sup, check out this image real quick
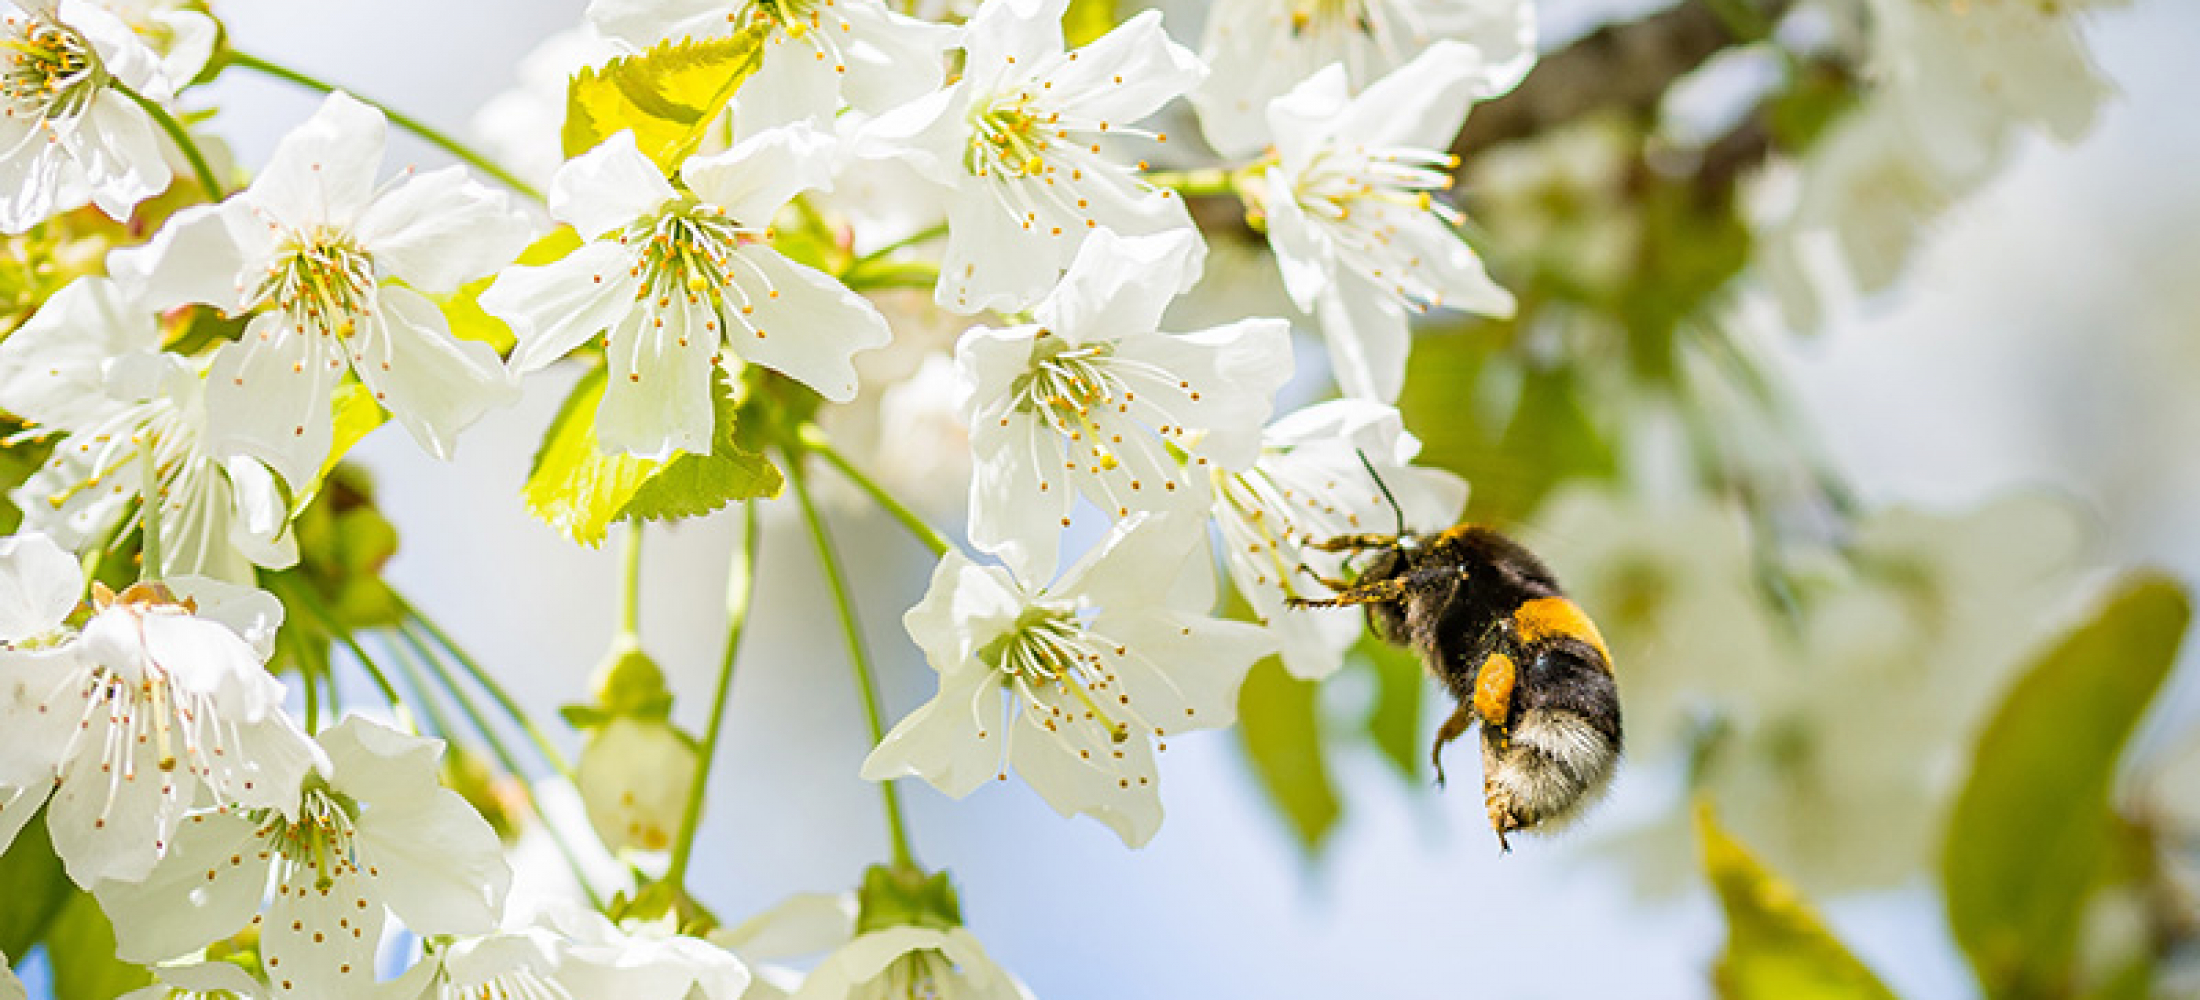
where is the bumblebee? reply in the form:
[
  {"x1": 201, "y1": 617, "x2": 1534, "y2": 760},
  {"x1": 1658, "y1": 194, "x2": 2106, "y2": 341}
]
[{"x1": 1289, "y1": 523, "x2": 1621, "y2": 850}]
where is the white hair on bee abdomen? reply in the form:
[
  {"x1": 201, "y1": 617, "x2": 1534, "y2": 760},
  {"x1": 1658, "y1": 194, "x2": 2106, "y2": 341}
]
[{"x1": 1483, "y1": 710, "x2": 1619, "y2": 831}]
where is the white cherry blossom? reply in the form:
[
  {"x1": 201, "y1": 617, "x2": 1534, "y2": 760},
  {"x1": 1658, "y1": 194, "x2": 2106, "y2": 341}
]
[
  {"x1": 1213, "y1": 399, "x2": 1465, "y2": 679},
  {"x1": 109, "y1": 91, "x2": 533, "y2": 491},
  {"x1": 97, "y1": 715, "x2": 510, "y2": 1000},
  {"x1": 1247, "y1": 43, "x2": 1516, "y2": 401},
  {"x1": 589, "y1": 0, "x2": 955, "y2": 139},
  {"x1": 574, "y1": 714, "x2": 697, "y2": 854},
  {"x1": 0, "y1": 532, "x2": 316, "y2": 887},
  {"x1": 0, "y1": 277, "x2": 294, "y2": 582},
  {"x1": 480, "y1": 126, "x2": 891, "y2": 460},
  {"x1": 863, "y1": 513, "x2": 1276, "y2": 847},
  {"x1": 860, "y1": 0, "x2": 1204, "y2": 314},
  {"x1": 388, "y1": 901, "x2": 751, "y2": 1000},
  {"x1": 1192, "y1": 0, "x2": 1534, "y2": 157},
  {"x1": 792, "y1": 926, "x2": 1031, "y2": 1000},
  {"x1": 955, "y1": 226, "x2": 1291, "y2": 582},
  {"x1": 0, "y1": 0, "x2": 187, "y2": 231}
]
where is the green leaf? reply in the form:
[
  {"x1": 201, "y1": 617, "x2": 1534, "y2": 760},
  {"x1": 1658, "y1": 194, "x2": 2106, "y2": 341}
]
[
  {"x1": 1698, "y1": 802, "x2": 1902, "y2": 1000},
  {"x1": 439, "y1": 226, "x2": 583, "y2": 359},
  {"x1": 1358, "y1": 636, "x2": 1424, "y2": 785},
  {"x1": 1235, "y1": 657, "x2": 1339, "y2": 852},
  {"x1": 523, "y1": 365, "x2": 664, "y2": 547},
  {"x1": 46, "y1": 890, "x2": 152, "y2": 1000},
  {"x1": 621, "y1": 367, "x2": 782, "y2": 522},
  {"x1": 562, "y1": 29, "x2": 771, "y2": 171},
  {"x1": 0, "y1": 809, "x2": 74, "y2": 959},
  {"x1": 1940, "y1": 574, "x2": 2190, "y2": 1000},
  {"x1": 1063, "y1": 0, "x2": 1117, "y2": 47}
]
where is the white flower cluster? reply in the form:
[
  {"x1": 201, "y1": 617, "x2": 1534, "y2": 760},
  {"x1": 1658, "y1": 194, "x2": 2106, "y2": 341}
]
[{"x1": 0, "y1": 0, "x2": 1535, "y2": 992}]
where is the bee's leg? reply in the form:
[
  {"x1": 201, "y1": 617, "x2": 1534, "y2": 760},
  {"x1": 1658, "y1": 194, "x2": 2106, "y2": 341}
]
[
  {"x1": 1286, "y1": 576, "x2": 1408, "y2": 609},
  {"x1": 1485, "y1": 782, "x2": 1517, "y2": 854},
  {"x1": 1430, "y1": 701, "x2": 1475, "y2": 787},
  {"x1": 1304, "y1": 533, "x2": 1404, "y2": 553},
  {"x1": 1292, "y1": 563, "x2": 1356, "y2": 592}
]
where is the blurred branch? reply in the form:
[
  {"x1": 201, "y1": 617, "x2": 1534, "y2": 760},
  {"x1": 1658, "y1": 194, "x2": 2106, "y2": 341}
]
[{"x1": 1455, "y1": 0, "x2": 1795, "y2": 157}]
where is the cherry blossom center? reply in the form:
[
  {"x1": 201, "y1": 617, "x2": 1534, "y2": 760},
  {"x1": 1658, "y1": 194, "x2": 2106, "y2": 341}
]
[
  {"x1": 0, "y1": 13, "x2": 104, "y2": 122},
  {"x1": 254, "y1": 229, "x2": 378, "y2": 340}
]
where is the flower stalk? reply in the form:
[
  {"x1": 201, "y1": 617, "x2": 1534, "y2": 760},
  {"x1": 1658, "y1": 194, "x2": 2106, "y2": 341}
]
[
  {"x1": 788, "y1": 452, "x2": 918, "y2": 869},
  {"x1": 665, "y1": 502, "x2": 759, "y2": 891}
]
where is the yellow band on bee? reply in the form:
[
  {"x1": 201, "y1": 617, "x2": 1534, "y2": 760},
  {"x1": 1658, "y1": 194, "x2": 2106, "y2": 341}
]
[{"x1": 1511, "y1": 597, "x2": 1614, "y2": 671}]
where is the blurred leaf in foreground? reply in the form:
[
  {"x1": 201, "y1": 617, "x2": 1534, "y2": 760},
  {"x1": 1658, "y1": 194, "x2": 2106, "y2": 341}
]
[
  {"x1": 1236, "y1": 658, "x2": 1340, "y2": 853},
  {"x1": 1941, "y1": 573, "x2": 2188, "y2": 1000},
  {"x1": 1698, "y1": 801, "x2": 1901, "y2": 1000}
]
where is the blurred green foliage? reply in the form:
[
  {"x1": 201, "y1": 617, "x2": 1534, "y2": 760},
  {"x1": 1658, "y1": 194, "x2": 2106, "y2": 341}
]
[{"x1": 1699, "y1": 803, "x2": 1899, "y2": 1000}]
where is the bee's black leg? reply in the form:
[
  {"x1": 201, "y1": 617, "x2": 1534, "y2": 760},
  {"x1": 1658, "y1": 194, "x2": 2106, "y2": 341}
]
[{"x1": 1430, "y1": 702, "x2": 1474, "y2": 787}]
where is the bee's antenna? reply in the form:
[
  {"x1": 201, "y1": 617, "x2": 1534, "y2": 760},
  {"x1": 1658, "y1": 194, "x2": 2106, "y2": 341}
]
[{"x1": 1355, "y1": 448, "x2": 1407, "y2": 537}]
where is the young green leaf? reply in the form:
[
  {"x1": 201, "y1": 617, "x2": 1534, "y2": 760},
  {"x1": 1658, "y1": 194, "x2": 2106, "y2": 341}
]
[
  {"x1": 1698, "y1": 802, "x2": 1902, "y2": 1000},
  {"x1": 621, "y1": 366, "x2": 782, "y2": 522},
  {"x1": 1941, "y1": 574, "x2": 2190, "y2": 1000},
  {"x1": 0, "y1": 812, "x2": 72, "y2": 960},
  {"x1": 524, "y1": 365, "x2": 664, "y2": 547},
  {"x1": 45, "y1": 891, "x2": 152, "y2": 1000},
  {"x1": 1236, "y1": 657, "x2": 1340, "y2": 852},
  {"x1": 562, "y1": 29, "x2": 771, "y2": 171}
]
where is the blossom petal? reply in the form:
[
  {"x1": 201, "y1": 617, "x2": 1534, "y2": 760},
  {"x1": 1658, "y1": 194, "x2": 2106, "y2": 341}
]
[
  {"x1": 0, "y1": 785, "x2": 44, "y2": 860},
  {"x1": 96, "y1": 809, "x2": 268, "y2": 963},
  {"x1": 105, "y1": 201, "x2": 253, "y2": 314},
  {"x1": 1334, "y1": 40, "x2": 1489, "y2": 152},
  {"x1": 0, "y1": 648, "x2": 80, "y2": 789},
  {"x1": 204, "y1": 316, "x2": 339, "y2": 493},
  {"x1": 72, "y1": 94, "x2": 169, "y2": 220},
  {"x1": 480, "y1": 241, "x2": 642, "y2": 374},
  {"x1": 901, "y1": 549, "x2": 1026, "y2": 668},
  {"x1": 1037, "y1": 227, "x2": 1202, "y2": 347},
  {"x1": 682, "y1": 122, "x2": 837, "y2": 225},
  {"x1": 356, "y1": 166, "x2": 535, "y2": 294},
  {"x1": 1313, "y1": 271, "x2": 1413, "y2": 402},
  {"x1": 251, "y1": 91, "x2": 388, "y2": 229},
  {"x1": 1041, "y1": 10, "x2": 1206, "y2": 126},
  {"x1": 551, "y1": 131, "x2": 678, "y2": 238},
  {"x1": 1112, "y1": 317, "x2": 1294, "y2": 468},
  {"x1": 48, "y1": 731, "x2": 187, "y2": 884},
  {"x1": 860, "y1": 666, "x2": 1003, "y2": 798},
  {"x1": 1256, "y1": 167, "x2": 1332, "y2": 313},
  {"x1": 0, "y1": 532, "x2": 83, "y2": 639},
  {"x1": 964, "y1": 404, "x2": 1071, "y2": 585},
  {"x1": 350, "y1": 285, "x2": 521, "y2": 459},
  {"x1": 723, "y1": 246, "x2": 889, "y2": 403},
  {"x1": 262, "y1": 866, "x2": 383, "y2": 999},
  {"x1": 1093, "y1": 610, "x2": 1273, "y2": 729},
  {"x1": 0, "y1": 276, "x2": 155, "y2": 429},
  {"x1": 355, "y1": 785, "x2": 511, "y2": 937},
  {"x1": 1053, "y1": 512, "x2": 1202, "y2": 612},
  {"x1": 1006, "y1": 689, "x2": 1162, "y2": 846},
  {"x1": 597, "y1": 304, "x2": 716, "y2": 460},
  {"x1": 934, "y1": 180, "x2": 1063, "y2": 315}
]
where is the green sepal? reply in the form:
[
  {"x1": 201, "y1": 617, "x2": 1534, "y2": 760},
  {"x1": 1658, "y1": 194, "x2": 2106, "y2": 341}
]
[
  {"x1": 562, "y1": 28, "x2": 772, "y2": 172},
  {"x1": 587, "y1": 640, "x2": 677, "y2": 720},
  {"x1": 855, "y1": 864, "x2": 964, "y2": 936},
  {"x1": 1698, "y1": 801, "x2": 1901, "y2": 1000}
]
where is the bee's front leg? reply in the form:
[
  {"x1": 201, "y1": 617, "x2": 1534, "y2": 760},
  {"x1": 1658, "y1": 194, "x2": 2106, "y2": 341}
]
[{"x1": 1286, "y1": 576, "x2": 1409, "y2": 609}]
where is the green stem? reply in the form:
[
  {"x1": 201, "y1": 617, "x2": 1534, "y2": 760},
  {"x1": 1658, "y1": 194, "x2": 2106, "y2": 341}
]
[
  {"x1": 108, "y1": 79, "x2": 223, "y2": 199},
  {"x1": 621, "y1": 519, "x2": 644, "y2": 641},
  {"x1": 397, "y1": 595, "x2": 578, "y2": 781},
  {"x1": 787, "y1": 454, "x2": 917, "y2": 869},
  {"x1": 220, "y1": 50, "x2": 543, "y2": 202},
  {"x1": 301, "y1": 656, "x2": 321, "y2": 734},
  {"x1": 388, "y1": 626, "x2": 607, "y2": 910},
  {"x1": 136, "y1": 446, "x2": 162, "y2": 580},
  {"x1": 268, "y1": 575, "x2": 408, "y2": 716},
  {"x1": 664, "y1": 502, "x2": 760, "y2": 890},
  {"x1": 799, "y1": 425, "x2": 950, "y2": 558}
]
